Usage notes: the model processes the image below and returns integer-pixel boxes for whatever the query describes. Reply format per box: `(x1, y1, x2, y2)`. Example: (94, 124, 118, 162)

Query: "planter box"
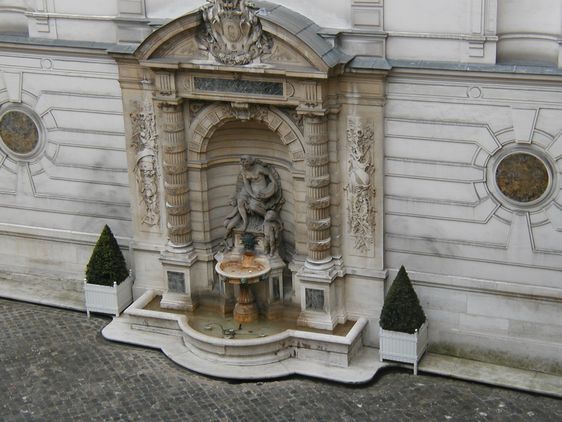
(379, 321, 428, 375)
(84, 275, 134, 317)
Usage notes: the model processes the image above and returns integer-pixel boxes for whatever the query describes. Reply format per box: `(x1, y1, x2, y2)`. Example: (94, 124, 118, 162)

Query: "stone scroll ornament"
(130, 100, 160, 227)
(345, 118, 376, 252)
(199, 0, 273, 65)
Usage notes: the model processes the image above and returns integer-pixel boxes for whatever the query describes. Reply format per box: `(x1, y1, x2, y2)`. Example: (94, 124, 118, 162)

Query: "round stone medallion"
(0, 110, 40, 156)
(495, 152, 549, 203)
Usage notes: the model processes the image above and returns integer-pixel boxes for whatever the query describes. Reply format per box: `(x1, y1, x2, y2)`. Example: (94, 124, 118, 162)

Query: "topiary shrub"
(85, 225, 129, 286)
(379, 266, 426, 334)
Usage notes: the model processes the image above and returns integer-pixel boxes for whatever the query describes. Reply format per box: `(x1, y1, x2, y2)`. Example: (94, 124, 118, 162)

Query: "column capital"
(155, 97, 184, 109)
(296, 105, 328, 118)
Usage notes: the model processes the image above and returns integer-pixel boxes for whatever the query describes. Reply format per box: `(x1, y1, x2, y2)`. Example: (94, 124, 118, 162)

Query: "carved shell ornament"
(199, 0, 273, 65)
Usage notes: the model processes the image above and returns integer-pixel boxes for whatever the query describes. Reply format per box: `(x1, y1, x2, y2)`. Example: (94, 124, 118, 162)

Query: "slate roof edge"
(388, 59, 562, 76)
(0, 34, 137, 53)
(254, 1, 349, 68)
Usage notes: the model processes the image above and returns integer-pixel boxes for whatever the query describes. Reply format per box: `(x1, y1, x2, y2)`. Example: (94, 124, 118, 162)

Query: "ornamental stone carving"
(130, 100, 160, 227)
(199, 0, 273, 65)
(223, 155, 285, 255)
(345, 117, 376, 252)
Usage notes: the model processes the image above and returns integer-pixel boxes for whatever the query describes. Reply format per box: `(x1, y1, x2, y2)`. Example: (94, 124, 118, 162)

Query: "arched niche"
(187, 102, 306, 260)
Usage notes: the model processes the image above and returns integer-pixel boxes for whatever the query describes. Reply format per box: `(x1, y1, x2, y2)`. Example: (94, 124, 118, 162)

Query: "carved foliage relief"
(130, 100, 160, 227)
(345, 117, 376, 252)
(199, 0, 273, 65)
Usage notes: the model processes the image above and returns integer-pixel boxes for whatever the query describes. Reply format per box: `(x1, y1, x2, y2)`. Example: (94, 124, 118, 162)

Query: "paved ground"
(1, 298, 562, 421)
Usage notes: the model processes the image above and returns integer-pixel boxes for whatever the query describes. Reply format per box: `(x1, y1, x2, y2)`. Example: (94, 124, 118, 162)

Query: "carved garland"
(345, 118, 376, 252)
(130, 100, 160, 227)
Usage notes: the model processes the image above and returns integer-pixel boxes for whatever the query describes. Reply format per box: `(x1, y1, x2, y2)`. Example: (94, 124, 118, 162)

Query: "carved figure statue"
(223, 155, 284, 249)
(263, 210, 283, 256)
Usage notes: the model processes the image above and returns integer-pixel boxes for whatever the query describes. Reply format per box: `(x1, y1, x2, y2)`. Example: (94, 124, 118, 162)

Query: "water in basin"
(144, 296, 355, 339)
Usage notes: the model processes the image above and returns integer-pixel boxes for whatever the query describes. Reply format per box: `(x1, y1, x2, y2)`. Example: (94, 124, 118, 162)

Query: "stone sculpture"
(346, 118, 376, 252)
(263, 210, 283, 256)
(224, 155, 284, 253)
(130, 100, 160, 227)
(199, 0, 273, 65)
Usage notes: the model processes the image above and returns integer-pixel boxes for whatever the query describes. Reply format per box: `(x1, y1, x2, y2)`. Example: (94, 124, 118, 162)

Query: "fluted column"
(303, 114, 332, 265)
(159, 100, 191, 250)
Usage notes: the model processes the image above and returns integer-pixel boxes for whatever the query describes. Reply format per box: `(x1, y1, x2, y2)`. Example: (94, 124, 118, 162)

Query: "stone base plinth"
(160, 292, 195, 312)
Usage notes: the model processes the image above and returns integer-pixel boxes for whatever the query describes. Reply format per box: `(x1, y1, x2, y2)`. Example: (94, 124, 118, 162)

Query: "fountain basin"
(101, 290, 385, 382)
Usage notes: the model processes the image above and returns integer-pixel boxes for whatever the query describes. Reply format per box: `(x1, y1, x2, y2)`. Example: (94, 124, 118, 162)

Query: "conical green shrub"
(85, 225, 129, 286)
(379, 266, 426, 334)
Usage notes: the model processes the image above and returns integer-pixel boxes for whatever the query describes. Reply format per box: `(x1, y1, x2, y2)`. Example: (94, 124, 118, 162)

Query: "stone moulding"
(187, 102, 305, 164)
(101, 290, 387, 382)
(345, 117, 376, 253)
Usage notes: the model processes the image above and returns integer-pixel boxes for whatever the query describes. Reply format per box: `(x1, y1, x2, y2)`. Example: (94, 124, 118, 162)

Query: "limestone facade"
(1, 0, 561, 374)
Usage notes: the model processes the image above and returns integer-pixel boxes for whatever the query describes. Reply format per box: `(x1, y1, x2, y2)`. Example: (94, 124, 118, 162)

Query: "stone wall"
(384, 68, 562, 372)
(0, 46, 132, 282)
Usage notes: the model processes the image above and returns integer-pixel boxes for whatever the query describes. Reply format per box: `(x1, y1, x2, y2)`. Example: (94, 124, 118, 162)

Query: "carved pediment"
(137, 1, 345, 75)
(153, 31, 208, 60)
(153, 29, 314, 71)
(260, 42, 312, 68)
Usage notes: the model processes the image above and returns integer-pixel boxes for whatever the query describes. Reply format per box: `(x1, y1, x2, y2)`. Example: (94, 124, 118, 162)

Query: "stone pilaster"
(297, 110, 344, 331)
(157, 98, 197, 311)
(303, 113, 332, 265)
(159, 100, 191, 251)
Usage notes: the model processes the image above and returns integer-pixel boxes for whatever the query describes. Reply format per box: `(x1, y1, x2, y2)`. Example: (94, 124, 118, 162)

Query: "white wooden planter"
(84, 274, 134, 317)
(379, 321, 428, 375)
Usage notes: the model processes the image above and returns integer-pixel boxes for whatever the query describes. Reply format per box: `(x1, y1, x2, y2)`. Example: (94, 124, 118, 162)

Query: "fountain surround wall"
(107, 0, 388, 381)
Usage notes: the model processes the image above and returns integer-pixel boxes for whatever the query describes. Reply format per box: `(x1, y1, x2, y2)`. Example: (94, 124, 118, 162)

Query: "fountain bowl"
(215, 252, 272, 323)
(215, 253, 271, 284)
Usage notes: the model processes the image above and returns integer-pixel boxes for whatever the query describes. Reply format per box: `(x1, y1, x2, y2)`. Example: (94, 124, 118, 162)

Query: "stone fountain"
(215, 155, 285, 322)
(100, 0, 384, 383)
(215, 233, 271, 323)
(103, 155, 374, 382)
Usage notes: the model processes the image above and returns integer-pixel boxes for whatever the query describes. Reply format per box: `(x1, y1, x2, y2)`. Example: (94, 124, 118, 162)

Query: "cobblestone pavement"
(1, 298, 562, 422)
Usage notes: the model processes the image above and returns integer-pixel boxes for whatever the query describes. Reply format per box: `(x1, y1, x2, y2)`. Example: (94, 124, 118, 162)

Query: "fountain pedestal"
(229, 278, 259, 323)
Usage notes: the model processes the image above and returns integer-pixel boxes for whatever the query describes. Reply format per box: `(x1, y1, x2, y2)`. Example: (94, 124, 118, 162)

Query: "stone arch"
(188, 102, 305, 170)
(185, 101, 308, 260)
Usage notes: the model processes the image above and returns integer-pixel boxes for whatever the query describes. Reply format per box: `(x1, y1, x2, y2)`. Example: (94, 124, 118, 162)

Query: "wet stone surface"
(1, 298, 562, 421)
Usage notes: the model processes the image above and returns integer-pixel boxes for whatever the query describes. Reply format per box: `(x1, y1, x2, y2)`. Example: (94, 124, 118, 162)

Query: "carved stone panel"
(198, 0, 273, 65)
(130, 100, 160, 227)
(345, 117, 376, 253)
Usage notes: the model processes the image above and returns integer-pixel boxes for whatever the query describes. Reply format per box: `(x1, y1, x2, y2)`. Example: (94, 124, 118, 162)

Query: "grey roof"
(387, 59, 562, 76)
(348, 56, 562, 76)
(254, 1, 350, 68)
(0, 34, 121, 51)
(349, 56, 392, 71)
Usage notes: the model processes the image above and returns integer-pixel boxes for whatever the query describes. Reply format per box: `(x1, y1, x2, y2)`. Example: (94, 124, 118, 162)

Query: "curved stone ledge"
(102, 290, 383, 382)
